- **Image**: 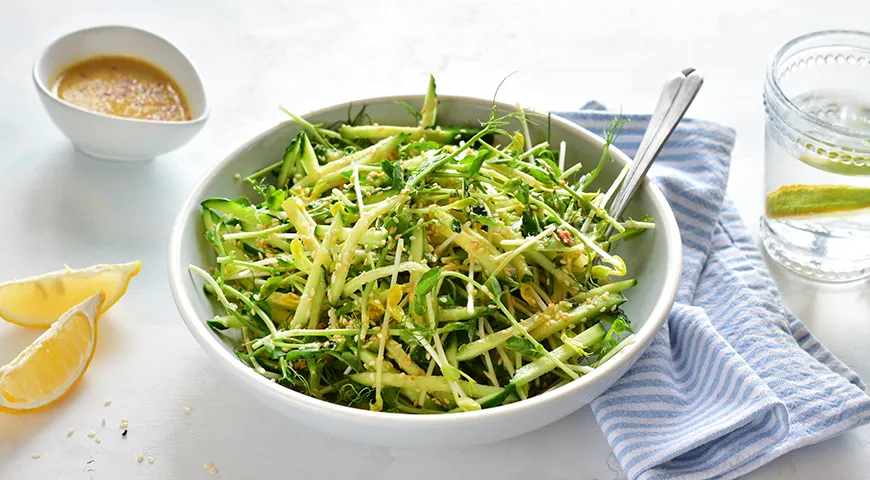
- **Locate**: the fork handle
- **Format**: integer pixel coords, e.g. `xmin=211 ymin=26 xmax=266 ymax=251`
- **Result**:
xmin=607 ymin=68 xmax=704 ymax=222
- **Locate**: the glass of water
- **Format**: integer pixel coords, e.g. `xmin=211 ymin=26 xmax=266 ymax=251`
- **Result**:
xmin=761 ymin=30 xmax=870 ymax=282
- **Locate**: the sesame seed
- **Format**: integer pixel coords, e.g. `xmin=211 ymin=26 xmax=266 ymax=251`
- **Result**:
xmin=209 ymin=467 xmax=218 ymax=475
xmin=95 ymin=437 xmax=102 ymax=444
xmin=32 ymin=454 xmax=41 ymax=459
xmin=233 ymin=173 xmax=242 ymax=181
xmin=147 ymin=456 xmax=155 ymax=464
xmin=67 ymin=429 xmax=74 ymax=437
xmin=184 ymin=406 xmax=192 ymax=414
xmin=137 ymin=454 xmax=144 ymax=463
xmin=599 ymin=307 xmax=606 ymax=313
xmin=101 ymin=416 xmax=106 ymax=426
xmin=87 ymin=431 xmax=96 ymax=438
xmin=104 ymin=400 xmax=112 ymax=406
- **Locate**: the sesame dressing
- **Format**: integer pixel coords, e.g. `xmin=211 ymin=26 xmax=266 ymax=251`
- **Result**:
xmin=54 ymin=56 xmax=191 ymax=121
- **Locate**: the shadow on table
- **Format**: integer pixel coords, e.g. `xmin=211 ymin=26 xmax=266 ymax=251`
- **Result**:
xmin=749 ymin=428 xmax=870 ymax=479
xmin=761 ymin=245 xmax=870 ymax=323
xmin=159 ymin=362 xmax=622 ymax=480
xmin=0 ymin=368 xmax=91 ymax=464
xmin=0 ymin=323 xmax=43 ymax=365
xmin=23 ymin=146 xmax=184 ymax=262
xmin=761 ymin=245 xmax=870 ymax=380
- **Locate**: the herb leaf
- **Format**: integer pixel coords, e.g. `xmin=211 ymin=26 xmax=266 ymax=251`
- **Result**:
xmin=397 ymin=321 xmax=435 ymax=346
xmin=416 ymin=267 xmax=442 ymax=298
xmin=409 ymin=267 xmax=441 ymax=316
xmin=461 ymin=149 xmax=490 ymax=177
xmin=505 ymin=336 xmax=543 ymax=358
xmin=597 ymin=315 xmax=633 ymax=357
xmin=510 ymin=181 xmax=531 ymax=206
xmin=521 ymin=210 xmax=542 ymax=236
xmin=258 ymin=276 xmax=283 ymax=301
xmin=527 ymin=164 xmax=556 ymax=185
xmin=381 ymin=159 xmax=405 ymax=191
xmin=394 ymin=100 xmax=422 ymax=122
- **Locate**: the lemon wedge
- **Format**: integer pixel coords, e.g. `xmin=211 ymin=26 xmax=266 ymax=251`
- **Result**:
xmin=766 ymin=184 xmax=870 ymax=219
xmin=0 ymin=261 xmax=141 ymax=328
xmin=0 ymin=292 xmax=105 ymax=413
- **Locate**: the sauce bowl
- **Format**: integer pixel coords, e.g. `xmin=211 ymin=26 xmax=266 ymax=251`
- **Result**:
xmin=33 ymin=25 xmax=209 ymax=161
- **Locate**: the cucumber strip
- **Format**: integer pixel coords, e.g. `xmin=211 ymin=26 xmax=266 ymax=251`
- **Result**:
xmin=305 ymin=134 xmax=408 ymax=198
xmin=480 ymin=323 xmax=607 ymax=408
xmin=342 ymin=262 xmax=429 ymax=297
xmin=339 ymin=125 xmax=480 ymax=144
xmin=328 ymin=194 xmax=408 ymax=303
xmin=515 ymin=323 xmax=606 ymax=387
xmin=457 ymin=294 xmax=624 ymax=361
xmin=299 ymin=132 xmax=319 ymax=177
xmin=291 ymin=213 xmax=341 ymax=328
xmin=277 ymin=133 xmax=302 ymax=188
xmin=420 ymin=74 xmax=438 ymax=128
xmin=349 ymin=372 xmax=502 ymax=398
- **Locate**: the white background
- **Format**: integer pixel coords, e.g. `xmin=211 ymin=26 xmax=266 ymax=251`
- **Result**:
xmin=2 ymin=1 xmax=870 ymax=479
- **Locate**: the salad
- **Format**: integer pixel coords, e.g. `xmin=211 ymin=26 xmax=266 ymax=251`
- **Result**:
xmin=189 ymin=76 xmax=653 ymax=413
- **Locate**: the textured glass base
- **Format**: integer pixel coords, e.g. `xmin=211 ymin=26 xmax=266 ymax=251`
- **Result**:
xmin=760 ymin=217 xmax=870 ymax=283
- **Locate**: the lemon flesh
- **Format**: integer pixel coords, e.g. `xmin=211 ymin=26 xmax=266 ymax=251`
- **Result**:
xmin=0 ymin=261 xmax=140 ymax=328
xmin=0 ymin=292 xmax=104 ymax=412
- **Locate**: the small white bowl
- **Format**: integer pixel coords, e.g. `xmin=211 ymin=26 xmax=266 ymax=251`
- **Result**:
xmin=168 ymin=95 xmax=682 ymax=447
xmin=33 ymin=25 xmax=209 ymax=161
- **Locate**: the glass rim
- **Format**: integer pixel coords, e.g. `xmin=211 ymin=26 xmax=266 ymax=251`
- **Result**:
xmin=766 ymin=29 xmax=870 ymax=140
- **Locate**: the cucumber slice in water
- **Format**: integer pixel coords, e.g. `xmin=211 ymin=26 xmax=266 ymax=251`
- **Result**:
xmin=766 ymin=184 xmax=870 ymax=218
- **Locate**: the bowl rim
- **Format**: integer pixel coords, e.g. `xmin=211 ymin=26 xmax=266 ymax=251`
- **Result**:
xmin=32 ymin=24 xmax=210 ymax=126
xmin=168 ymin=93 xmax=682 ymax=425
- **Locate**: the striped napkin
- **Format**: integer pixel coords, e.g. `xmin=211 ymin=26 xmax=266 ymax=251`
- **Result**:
xmin=555 ymin=105 xmax=870 ymax=480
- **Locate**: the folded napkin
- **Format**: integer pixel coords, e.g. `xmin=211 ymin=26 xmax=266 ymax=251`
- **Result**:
xmin=554 ymin=105 xmax=870 ymax=480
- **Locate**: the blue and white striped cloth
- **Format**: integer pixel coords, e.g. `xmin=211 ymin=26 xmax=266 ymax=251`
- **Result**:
xmin=555 ymin=105 xmax=870 ymax=480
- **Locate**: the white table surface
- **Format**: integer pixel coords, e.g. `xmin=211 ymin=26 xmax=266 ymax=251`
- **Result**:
xmin=2 ymin=1 xmax=870 ymax=479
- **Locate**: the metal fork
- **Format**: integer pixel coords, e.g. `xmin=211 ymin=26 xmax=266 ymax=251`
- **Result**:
xmin=604 ymin=68 xmax=704 ymax=236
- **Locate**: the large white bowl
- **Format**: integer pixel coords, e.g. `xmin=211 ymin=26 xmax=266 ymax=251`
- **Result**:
xmin=168 ymin=95 xmax=681 ymax=448
xmin=33 ymin=25 xmax=209 ymax=161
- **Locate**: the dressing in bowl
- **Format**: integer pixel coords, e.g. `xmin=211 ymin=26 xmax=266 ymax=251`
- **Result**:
xmin=34 ymin=25 xmax=209 ymax=161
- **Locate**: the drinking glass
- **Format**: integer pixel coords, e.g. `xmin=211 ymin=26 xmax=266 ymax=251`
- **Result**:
xmin=762 ymin=30 xmax=870 ymax=282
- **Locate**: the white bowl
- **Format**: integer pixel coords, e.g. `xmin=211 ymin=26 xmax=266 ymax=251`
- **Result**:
xmin=168 ymin=95 xmax=682 ymax=448
xmin=33 ymin=25 xmax=209 ymax=161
